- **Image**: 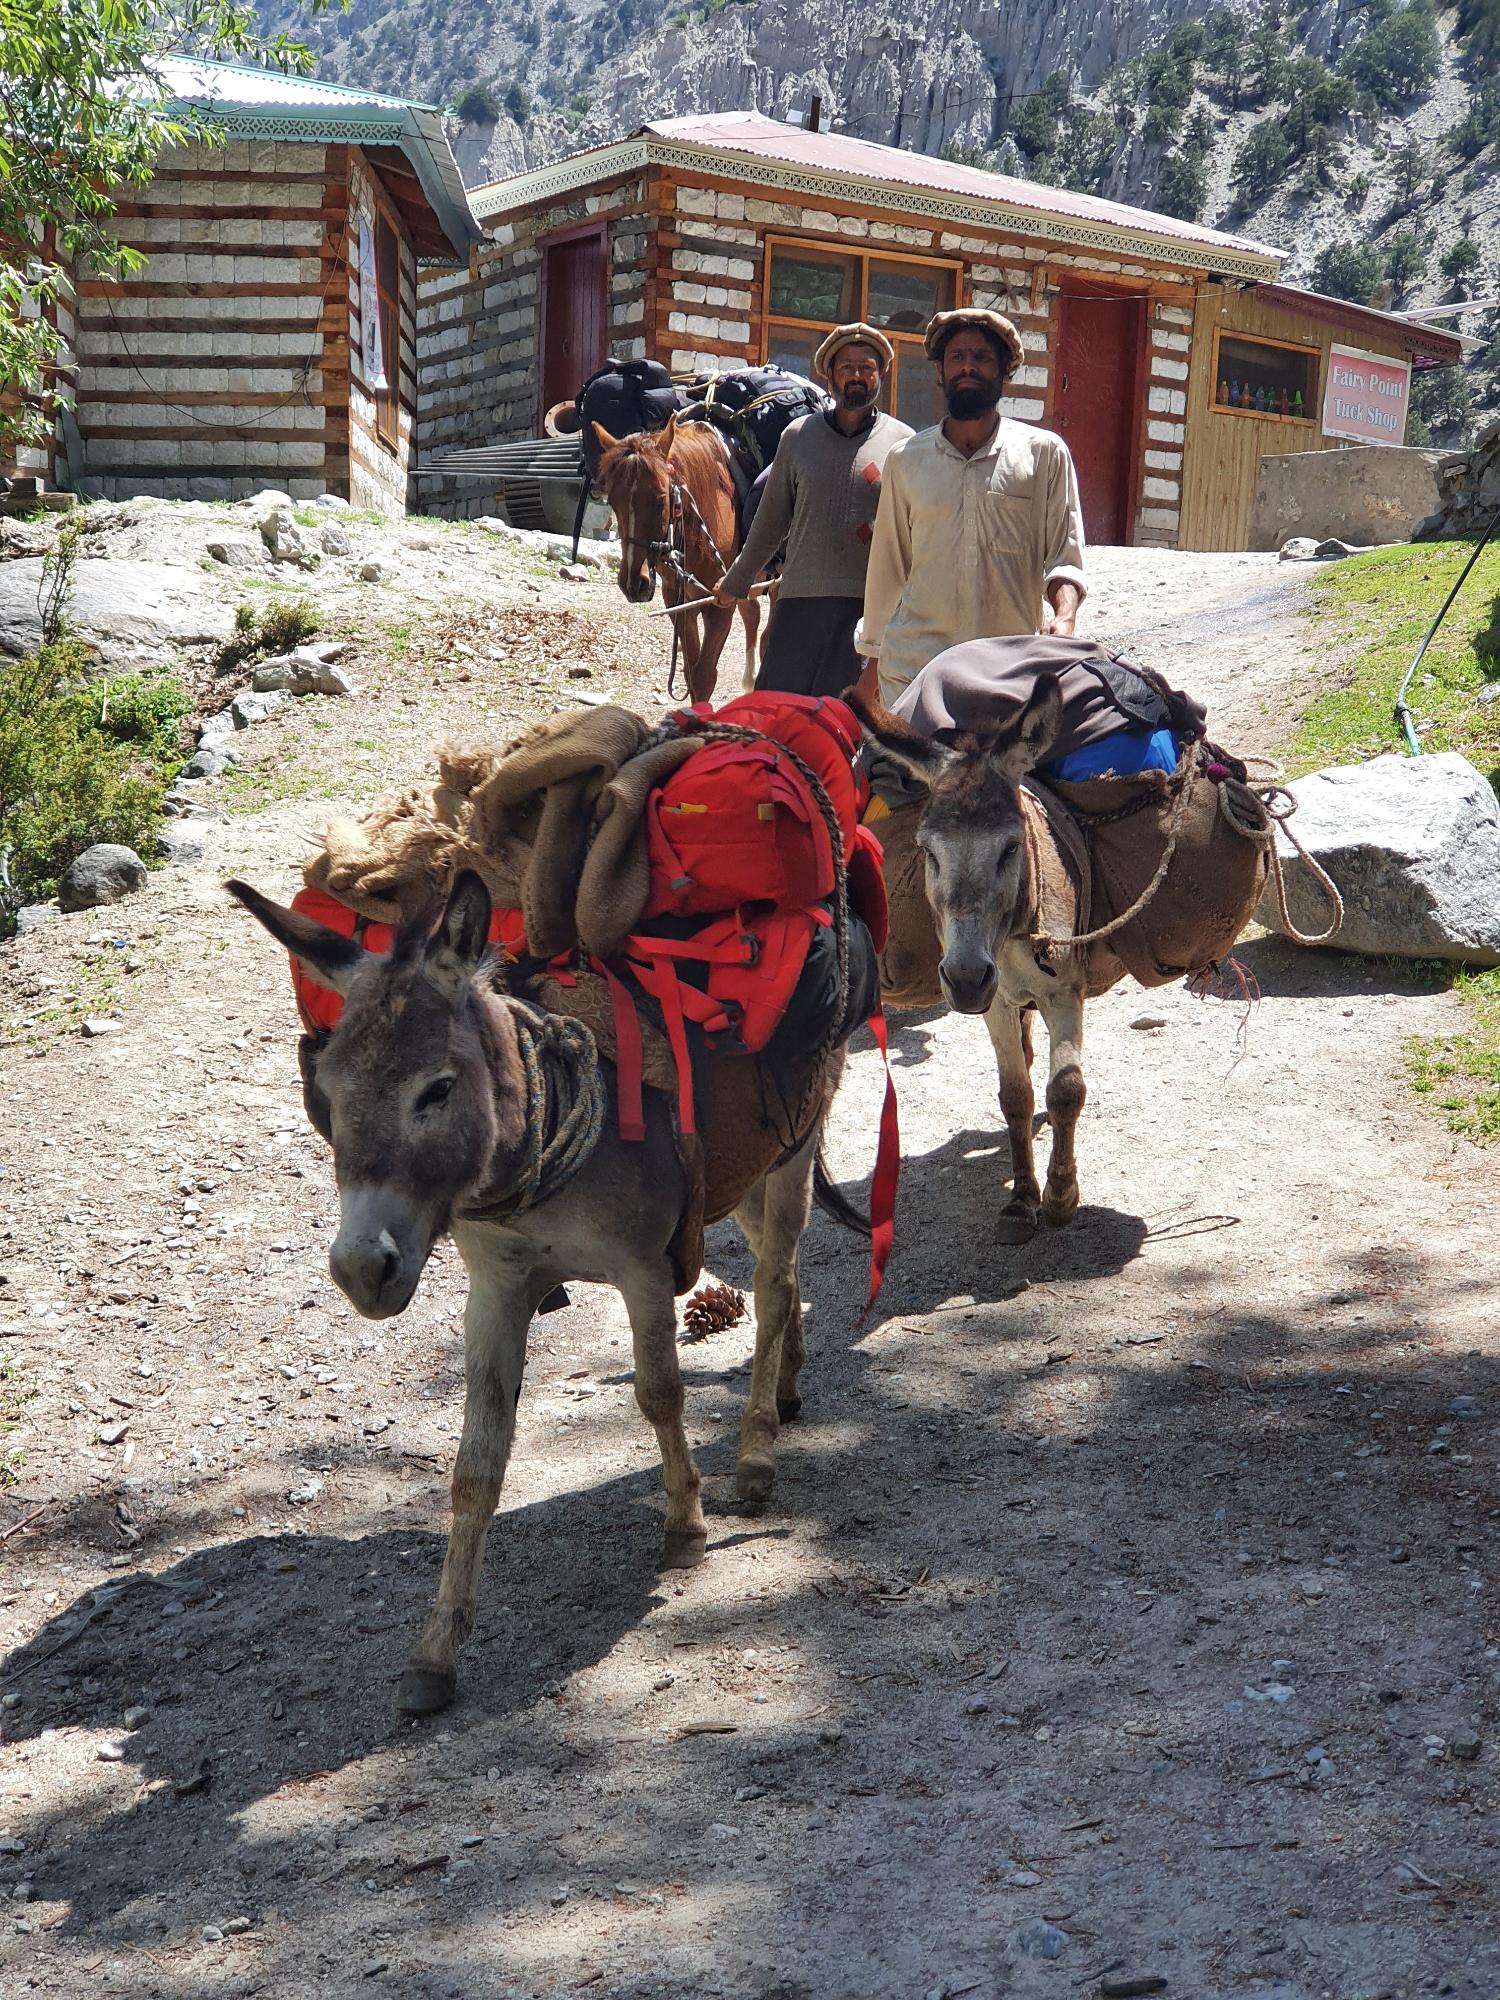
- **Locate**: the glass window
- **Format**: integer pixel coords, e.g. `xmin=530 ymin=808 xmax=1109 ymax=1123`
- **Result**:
xmin=867 ymin=259 xmax=956 ymax=333
xmin=765 ymin=326 xmax=819 ymax=380
xmin=1212 ymin=333 xmax=1318 ymax=421
xmin=768 ymin=247 xmax=859 ymax=324
xmin=892 ymin=345 xmax=945 ymax=430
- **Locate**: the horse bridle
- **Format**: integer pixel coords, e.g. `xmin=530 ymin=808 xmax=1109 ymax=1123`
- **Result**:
xmin=612 ymin=436 xmax=729 ymax=598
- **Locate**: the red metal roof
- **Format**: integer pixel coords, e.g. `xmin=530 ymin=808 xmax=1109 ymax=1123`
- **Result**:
xmin=1254 ymin=283 xmax=1464 ymax=367
xmin=645 ymin=111 xmax=1283 ymax=269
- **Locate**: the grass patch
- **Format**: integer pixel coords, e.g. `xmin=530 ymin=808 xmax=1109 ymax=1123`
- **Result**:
xmin=0 ymin=1353 xmax=33 ymax=1485
xmin=1405 ymin=967 xmax=1500 ymax=1140
xmin=1293 ymin=540 xmax=1500 ymax=787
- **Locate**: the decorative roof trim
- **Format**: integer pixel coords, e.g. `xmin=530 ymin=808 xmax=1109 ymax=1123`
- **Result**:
xmin=470 ymin=130 xmax=1281 ymax=281
xmin=470 ymin=137 xmax=649 ymax=219
xmin=199 ymin=110 xmax=408 ymax=143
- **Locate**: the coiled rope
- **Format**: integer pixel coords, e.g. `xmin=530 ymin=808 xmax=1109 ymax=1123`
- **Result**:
xmin=469 ymin=996 xmax=607 ymax=1223
xmin=1031 ymin=749 xmax=1343 ymax=957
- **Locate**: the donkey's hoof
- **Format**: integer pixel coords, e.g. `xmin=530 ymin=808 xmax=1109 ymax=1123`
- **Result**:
xmin=396 ymin=1663 xmax=456 ymax=1716
xmin=736 ymin=1453 xmax=776 ymax=1504
xmin=995 ymin=1203 xmax=1038 ymax=1246
xmin=776 ymin=1391 xmax=803 ymax=1422
xmin=661 ymin=1526 xmax=708 ymax=1571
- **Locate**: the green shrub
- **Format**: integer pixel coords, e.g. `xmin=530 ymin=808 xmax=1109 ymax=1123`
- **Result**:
xmin=0 ymin=642 xmax=188 ymax=927
xmin=216 ymin=595 xmax=320 ymax=673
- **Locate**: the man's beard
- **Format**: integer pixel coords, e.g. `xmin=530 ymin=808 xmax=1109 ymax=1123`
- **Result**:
xmin=944 ymin=380 xmax=1002 ymax=420
xmin=839 ymin=381 xmax=874 ymax=410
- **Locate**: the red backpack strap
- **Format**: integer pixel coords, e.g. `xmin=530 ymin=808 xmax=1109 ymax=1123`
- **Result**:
xmin=862 ymin=1001 xmax=901 ymax=1311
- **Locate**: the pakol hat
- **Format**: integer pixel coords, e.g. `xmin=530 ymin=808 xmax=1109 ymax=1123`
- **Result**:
xmin=923 ymin=307 xmax=1025 ymax=376
xmin=811 ymin=321 xmax=895 ymax=380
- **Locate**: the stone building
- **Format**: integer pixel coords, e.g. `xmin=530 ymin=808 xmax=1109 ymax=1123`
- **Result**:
xmin=418 ymin=111 xmax=1461 ymax=551
xmin=18 ymin=59 xmax=478 ymax=507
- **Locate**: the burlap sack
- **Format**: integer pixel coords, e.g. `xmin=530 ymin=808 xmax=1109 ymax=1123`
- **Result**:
xmin=1048 ymin=757 xmax=1269 ymax=988
xmin=870 ymin=802 xmax=944 ymax=1010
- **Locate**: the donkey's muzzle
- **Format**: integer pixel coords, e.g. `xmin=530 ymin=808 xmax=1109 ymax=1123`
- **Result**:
xmin=939 ymin=952 xmax=999 ymax=1015
xmin=330 ymin=1192 xmax=426 ymax=1319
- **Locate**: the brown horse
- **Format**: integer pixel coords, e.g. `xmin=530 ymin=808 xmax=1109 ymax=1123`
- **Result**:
xmin=592 ymin=413 xmax=761 ymax=703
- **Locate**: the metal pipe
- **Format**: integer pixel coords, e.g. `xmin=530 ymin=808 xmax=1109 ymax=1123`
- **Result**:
xmin=1393 ymin=503 xmax=1500 ymax=755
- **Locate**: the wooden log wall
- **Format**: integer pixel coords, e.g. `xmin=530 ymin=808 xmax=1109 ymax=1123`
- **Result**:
xmin=1178 ymin=284 xmax=1421 ymax=552
xmin=417 ymin=164 xmax=1218 ymax=546
xmin=72 ymin=138 xmax=345 ymax=501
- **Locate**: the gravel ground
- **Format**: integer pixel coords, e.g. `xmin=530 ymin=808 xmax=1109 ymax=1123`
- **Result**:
xmin=1 ymin=533 xmax=1496 ymax=2000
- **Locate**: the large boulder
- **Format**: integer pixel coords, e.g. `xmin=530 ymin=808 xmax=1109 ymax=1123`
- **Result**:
xmin=0 ymin=559 xmax=234 ymax=669
xmin=1257 ymin=753 xmax=1500 ymax=965
xmin=58 ymin=843 xmax=147 ymax=912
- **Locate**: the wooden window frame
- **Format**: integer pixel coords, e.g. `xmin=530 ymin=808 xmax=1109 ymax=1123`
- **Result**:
xmin=1209 ymin=326 xmax=1321 ymax=427
xmin=760 ymin=235 xmax=964 ymax=429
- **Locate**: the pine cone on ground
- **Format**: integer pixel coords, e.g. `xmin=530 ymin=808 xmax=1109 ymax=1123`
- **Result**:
xmin=681 ymin=1281 xmax=747 ymax=1342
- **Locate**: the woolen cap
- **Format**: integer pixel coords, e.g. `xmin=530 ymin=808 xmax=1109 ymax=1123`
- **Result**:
xmin=923 ymin=307 xmax=1025 ymax=375
xmin=812 ymin=321 xmax=895 ymax=379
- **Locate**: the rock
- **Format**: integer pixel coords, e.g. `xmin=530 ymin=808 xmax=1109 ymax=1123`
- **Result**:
xmin=559 ymin=562 xmax=592 ymax=582
xmin=123 ymin=1705 xmax=150 ymax=1728
xmin=1101 ymin=1979 xmax=1168 ymax=1998
xmin=706 ymin=1822 xmax=739 ymax=1841
xmin=1256 ymin=754 xmax=1500 ymax=966
xmin=567 ymin=664 xmax=594 ymax=679
xmin=97 ymin=1419 xmax=129 ymax=1443
xmin=229 ymin=688 xmax=292 ymax=729
xmin=1129 ymin=1014 xmax=1168 ymax=1030
xmin=96 ymin=1740 xmax=126 ymax=1761
xmin=359 ymin=561 xmax=385 ymax=583
xmin=1013 ymin=1919 xmax=1068 ymax=1960
xmin=183 ymin=744 xmax=238 ymax=780
xmin=205 ymin=538 xmax=262 ymax=570
xmin=313 ymin=494 xmax=351 ymax=510
xmin=202 ymin=1924 xmax=225 ymax=1942
xmin=472 ymin=517 xmax=615 ymax=567
xmin=0 ymin=559 xmax=235 ymax=669
xmin=198 ymin=710 xmax=236 ymax=748
xmin=1278 ymin=536 xmax=1319 ymax=561
xmin=1451 ymin=1727 xmax=1481 ymax=1761
xmin=964 ymin=1696 xmax=991 ymax=1715
xmin=244 ymin=489 xmax=293 ymax=515
xmin=0 ymin=1838 xmax=22 ymax=1854
xmin=58 ymin=843 xmax=147 ymax=912
xmin=260 ymin=507 xmax=305 ymax=563
xmin=251 ymin=650 xmax=354 ymax=697
xmin=319 ymin=526 xmax=352 ymax=556
xmin=14 ymin=905 xmax=54 ymax=933
xmin=1005 ymin=1867 xmax=1042 ymax=1887
xmin=1312 ymin=537 xmax=1369 ymax=558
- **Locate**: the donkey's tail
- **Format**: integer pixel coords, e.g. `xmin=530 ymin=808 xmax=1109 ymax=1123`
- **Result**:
xmin=813 ymin=1141 xmax=870 ymax=1237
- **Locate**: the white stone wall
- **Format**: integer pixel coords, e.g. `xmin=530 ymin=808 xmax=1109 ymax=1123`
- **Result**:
xmin=348 ymin=151 xmax=419 ymax=515
xmin=1135 ymin=301 xmax=1193 ymax=546
xmin=415 ymin=180 xmax=646 ymax=519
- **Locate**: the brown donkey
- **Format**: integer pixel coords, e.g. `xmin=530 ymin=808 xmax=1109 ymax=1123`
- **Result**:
xmin=852 ymin=678 xmax=1119 ymax=1245
xmin=592 ymin=414 xmax=762 ymax=702
xmin=229 ymin=869 xmax=835 ymax=1714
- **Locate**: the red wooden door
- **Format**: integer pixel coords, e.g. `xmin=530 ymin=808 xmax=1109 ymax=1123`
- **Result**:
xmin=540 ymin=227 xmax=608 ymax=415
xmin=1052 ymin=290 xmax=1146 ymax=545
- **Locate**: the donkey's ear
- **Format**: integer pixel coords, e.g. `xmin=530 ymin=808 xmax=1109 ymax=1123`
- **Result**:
xmin=845 ymin=683 xmax=951 ymax=784
xmin=992 ymin=674 xmax=1064 ymax=782
xmin=226 ymin=879 xmax=363 ymax=996
xmin=424 ymin=869 xmax=492 ymax=997
xmin=590 ymin=419 xmax=619 ymax=452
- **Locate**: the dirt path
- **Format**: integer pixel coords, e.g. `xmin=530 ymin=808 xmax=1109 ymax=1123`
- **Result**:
xmin=2 ymin=542 xmax=1497 ymax=2000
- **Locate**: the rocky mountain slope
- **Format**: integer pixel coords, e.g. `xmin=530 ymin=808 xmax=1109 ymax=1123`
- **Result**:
xmin=267 ymin=0 xmax=1500 ymax=436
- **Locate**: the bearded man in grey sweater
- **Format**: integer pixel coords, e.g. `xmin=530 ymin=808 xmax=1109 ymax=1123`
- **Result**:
xmin=715 ymin=323 xmax=912 ymax=697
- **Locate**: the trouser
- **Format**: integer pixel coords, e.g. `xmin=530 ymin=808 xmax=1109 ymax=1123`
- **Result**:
xmin=755 ymin=595 xmax=864 ymax=699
